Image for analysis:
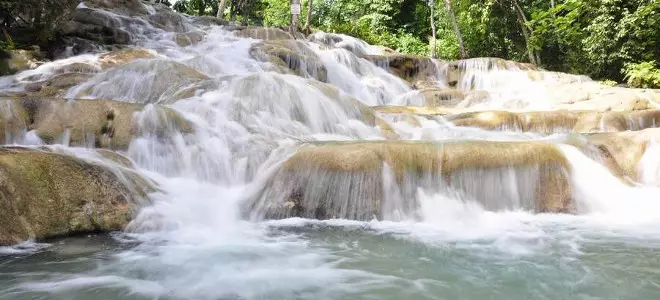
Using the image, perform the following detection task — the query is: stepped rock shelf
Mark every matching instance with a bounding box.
[1,0,660,247]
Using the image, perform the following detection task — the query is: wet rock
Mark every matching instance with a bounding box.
[0,146,151,246]
[551,82,656,111]
[373,106,459,116]
[55,62,101,74]
[29,73,94,98]
[83,0,150,15]
[585,128,660,181]
[419,89,466,107]
[245,141,573,220]
[60,8,133,45]
[250,40,328,82]
[412,79,441,90]
[73,59,208,103]
[98,48,156,70]
[174,31,205,47]
[444,110,660,134]
[236,28,297,40]
[0,49,44,75]
[362,54,437,83]
[0,98,192,149]
[147,8,188,32]
[307,32,388,56]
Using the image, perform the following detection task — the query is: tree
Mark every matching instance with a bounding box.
[290,0,300,37]
[304,0,313,32]
[429,0,437,58]
[217,0,229,18]
[443,0,466,58]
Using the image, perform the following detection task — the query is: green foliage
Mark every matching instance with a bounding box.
[623,62,660,89]
[529,0,660,81]
[599,79,618,87]
[2,0,657,84]
[0,41,14,52]
[174,0,264,25]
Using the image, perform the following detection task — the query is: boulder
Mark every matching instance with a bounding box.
[0,147,152,246]
[250,40,327,82]
[244,141,573,220]
[60,8,133,45]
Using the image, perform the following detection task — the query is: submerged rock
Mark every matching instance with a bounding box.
[0,147,151,246]
[245,141,573,221]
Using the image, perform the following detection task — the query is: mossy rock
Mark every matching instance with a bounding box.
[236,28,300,40]
[249,40,328,82]
[98,48,156,70]
[0,98,193,149]
[0,147,151,245]
[447,109,660,134]
[361,54,436,82]
[245,141,573,220]
[73,59,208,103]
[584,128,660,181]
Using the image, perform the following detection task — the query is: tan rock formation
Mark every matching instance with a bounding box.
[249,40,328,82]
[0,147,152,246]
[245,141,573,220]
[236,28,299,40]
[98,48,156,70]
[0,98,192,149]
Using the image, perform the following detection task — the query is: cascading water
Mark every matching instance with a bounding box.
[2,1,660,299]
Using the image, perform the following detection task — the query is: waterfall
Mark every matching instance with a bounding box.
[2,1,660,298]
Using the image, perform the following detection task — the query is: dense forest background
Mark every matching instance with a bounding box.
[1,0,659,87]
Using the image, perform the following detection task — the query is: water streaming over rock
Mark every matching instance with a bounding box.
[2,1,660,299]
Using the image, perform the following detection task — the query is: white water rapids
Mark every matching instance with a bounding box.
[2,2,660,300]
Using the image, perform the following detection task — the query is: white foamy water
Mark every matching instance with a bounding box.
[2,2,660,300]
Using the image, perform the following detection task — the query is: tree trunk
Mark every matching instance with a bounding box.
[550,0,555,8]
[444,0,467,58]
[511,0,537,65]
[32,1,43,26]
[304,0,313,31]
[197,0,206,16]
[217,0,229,19]
[290,0,300,39]
[429,0,437,58]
